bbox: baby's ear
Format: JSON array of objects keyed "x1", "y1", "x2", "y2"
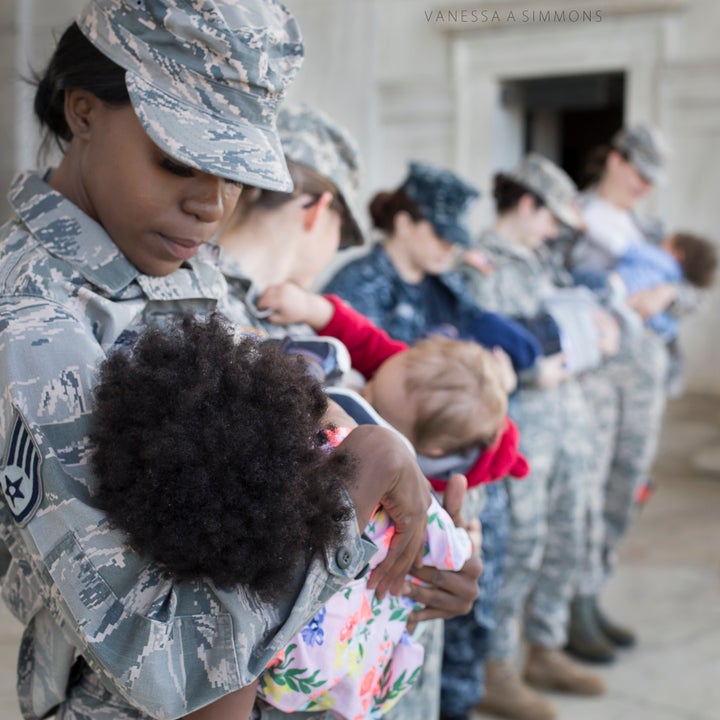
[{"x1": 418, "y1": 445, "x2": 446, "y2": 458}]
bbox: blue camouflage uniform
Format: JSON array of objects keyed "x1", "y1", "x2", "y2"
[{"x1": 0, "y1": 173, "x2": 374, "y2": 720}]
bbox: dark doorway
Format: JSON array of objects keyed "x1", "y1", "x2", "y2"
[{"x1": 503, "y1": 73, "x2": 625, "y2": 189}]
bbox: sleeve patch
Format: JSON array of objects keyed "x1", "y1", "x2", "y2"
[{"x1": 1, "y1": 413, "x2": 43, "y2": 526}]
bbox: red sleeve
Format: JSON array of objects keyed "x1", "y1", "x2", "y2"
[
  {"x1": 428, "y1": 418, "x2": 530, "y2": 493},
  {"x1": 318, "y1": 294, "x2": 409, "y2": 378}
]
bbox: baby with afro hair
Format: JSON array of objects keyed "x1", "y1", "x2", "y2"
[
  {"x1": 90, "y1": 313, "x2": 473, "y2": 720},
  {"x1": 90, "y1": 313, "x2": 355, "y2": 601}
]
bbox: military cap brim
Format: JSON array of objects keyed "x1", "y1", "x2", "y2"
[{"x1": 127, "y1": 73, "x2": 293, "y2": 192}]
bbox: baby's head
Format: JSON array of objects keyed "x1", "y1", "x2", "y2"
[
  {"x1": 663, "y1": 232, "x2": 717, "y2": 288},
  {"x1": 90, "y1": 314, "x2": 353, "y2": 600},
  {"x1": 364, "y1": 337, "x2": 509, "y2": 457}
]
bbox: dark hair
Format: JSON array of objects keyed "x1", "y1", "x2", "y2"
[
  {"x1": 491, "y1": 173, "x2": 545, "y2": 214},
  {"x1": 368, "y1": 188, "x2": 425, "y2": 232},
  {"x1": 579, "y1": 144, "x2": 638, "y2": 189},
  {"x1": 34, "y1": 22, "x2": 129, "y2": 151},
  {"x1": 235, "y1": 159, "x2": 356, "y2": 244},
  {"x1": 671, "y1": 232, "x2": 718, "y2": 288},
  {"x1": 90, "y1": 314, "x2": 354, "y2": 600}
]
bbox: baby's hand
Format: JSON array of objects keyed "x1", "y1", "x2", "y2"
[
  {"x1": 491, "y1": 347, "x2": 517, "y2": 394},
  {"x1": 403, "y1": 474, "x2": 482, "y2": 630},
  {"x1": 256, "y1": 283, "x2": 334, "y2": 329},
  {"x1": 627, "y1": 283, "x2": 677, "y2": 320},
  {"x1": 463, "y1": 248, "x2": 495, "y2": 274}
]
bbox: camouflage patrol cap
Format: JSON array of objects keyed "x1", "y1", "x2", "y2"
[
  {"x1": 507, "y1": 153, "x2": 582, "y2": 230},
  {"x1": 611, "y1": 124, "x2": 668, "y2": 184},
  {"x1": 277, "y1": 103, "x2": 364, "y2": 246},
  {"x1": 76, "y1": 0, "x2": 304, "y2": 192},
  {"x1": 401, "y1": 161, "x2": 480, "y2": 247}
]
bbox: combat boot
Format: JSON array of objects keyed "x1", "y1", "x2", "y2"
[
  {"x1": 594, "y1": 598, "x2": 637, "y2": 647},
  {"x1": 565, "y1": 595, "x2": 616, "y2": 663},
  {"x1": 524, "y1": 644, "x2": 605, "y2": 696},
  {"x1": 475, "y1": 659, "x2": 557, "y2": 720}
]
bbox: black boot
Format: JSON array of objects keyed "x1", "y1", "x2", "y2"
[
  {"x1": 565, "y1": 596, "x2": 616, "y2": 664},
  {"x1": 593, "y1": 598, "x2": 637, "y2": 648}
]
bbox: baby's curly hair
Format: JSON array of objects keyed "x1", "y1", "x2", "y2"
[{"x1": 90, "y1": 314, "x2": 355, "y2": 601}]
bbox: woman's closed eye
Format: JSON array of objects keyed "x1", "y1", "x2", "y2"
[
  {"x1": 160, "y1": 157, "x2": 243, "y2": 190},
  {"x1": 160, "y1": 157, "x2": 195, "y2": 178}
]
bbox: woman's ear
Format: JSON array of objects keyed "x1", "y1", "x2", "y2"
[
  {"x1": 517, "y1": 192, "x2": 537, "y2": 217},
  {"x1": 302, "y1": 191, "x2": 334, "y2": 233},
  {"x1": 63, "y1": 88, "x2": 99, "y2": 141},
  {"x1": 606, "y1": 148, "x2": 626, "y2": 173},
  {"x1": 392, "y1": 210, "x2": 414, "y2": 236}
]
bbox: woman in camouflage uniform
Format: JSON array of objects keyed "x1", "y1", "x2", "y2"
[
  {"x1": 321, "y1": 162, "x2": 534, "y2": 720},
  {"x1": 216, "y1": 106, "x2": 484, "y2": 720},
  {"x1": 562, "y1": 126, "x2": 672, "y2": 663},
  {"x1": 0, "y1": 3, "x2": 435, "y2": 719},
  {"x1": 462, "y1": 154, "x2": 611, "y2": 720}
]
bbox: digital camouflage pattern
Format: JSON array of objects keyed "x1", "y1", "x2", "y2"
[
  {"x1": 532, "y1": 225, "x2": 670, "y2": 594},
  {"x1": 277, "y1": 103, "x2": 364, "y2": 246},
  {"x1": 461, "y1": 232, "x2": 596, "y2": 657},
  {"x1": 220, "y1": 255, "x2": 318, "y2": 341},
  {"x1": 401, "y1": 161, "x2": 480, "y2": 248},
  {"x1": 575, "y1": 323, "x2": 668, "y2": 594},
  {"x1": 464, "y1": 232, "x2": 602, "y2": 375},
  {"x1": 466, "y1": 227, "x2": 668, "y2": 605},
  {"x1": 77, "y1": 0, "x2": 304, "y2": 191},
  {"x1": 505, "y1": 152, "x2": 583, "y2": 230},
  {"x1": 611, "y1": 124, "x2": 668, "y2": 184},
  {"x1": 0, "y1": 172, "x2": 374, "y2": 720}
]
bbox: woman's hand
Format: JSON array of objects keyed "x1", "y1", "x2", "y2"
[
  {"x1": 256, "y1": 282, "x2": 334, "y2": 329},
  {"x1": 339, "y1": 425, "x2": 431, "y2": 599},
  {"x1": 626, "y1": 283, "x2": 676, "y2": 320},
  {"x1": 593, "y1": 308, "x2": 621, "y2": 358},
  {"x1": 183, "y1": 680, "x2": 259, "y2": 720},
  {"x1": 535, "y1": 353, "x2": 570, "y2": 388},
  {"x1": 403, "y1": 474, "x2": 482, "y2": 630}
]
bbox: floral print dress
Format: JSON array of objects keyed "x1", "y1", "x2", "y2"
[{"x1": 258, "y1": 470, "x2": 471, "y2": 719}]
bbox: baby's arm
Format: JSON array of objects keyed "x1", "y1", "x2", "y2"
[
  {"x1": 403, "y1": 474, "x2": 482, "y2": 626},
  {"x1": 257, "y1": 282, "x2": 334, "y2": 328},
  {"x1": 258, "y1": 282, "x2": 408, "y2": 377},
  {"x1": 183, "y1": 680, "x2": 259, "y2": 720},
  {"x1": 626, "y1": 283, "x2": 677, "y2": 320}
]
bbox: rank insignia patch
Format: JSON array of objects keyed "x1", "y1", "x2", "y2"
[{"x1": 2, "y1": 414, "x2": 43, "y2": 525}]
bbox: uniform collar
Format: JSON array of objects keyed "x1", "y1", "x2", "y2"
[
  {"x1": 372, "y1": 243, "x2": 410, "y2": 284},
  {"x1": 480, "y1": 229, "x2": 538, "y2": 262},
  {"x1": 8, "y1": 171, "x2": 222, "y2": 302},
  {"x1": 9, "y1": 171, "x2": 140, "y2": 295}
]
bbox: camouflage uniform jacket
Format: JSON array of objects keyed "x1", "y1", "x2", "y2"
[
  {"x1": 461, "y1": 231, "x2": 604, "y2": 374},
  {"x1": 219, "y1": 253, "x2": 315, "y2": 340},
  {"x1": 0, "y1": 172, "x2": 373, "y2": 720},
  {"x1": 461, "y1": 231, "x2": 556, "y2": 317}
]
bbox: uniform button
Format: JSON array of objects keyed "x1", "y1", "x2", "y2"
[{"x1": 335, "y1": 546, "x2": 353, "y2": 569}]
